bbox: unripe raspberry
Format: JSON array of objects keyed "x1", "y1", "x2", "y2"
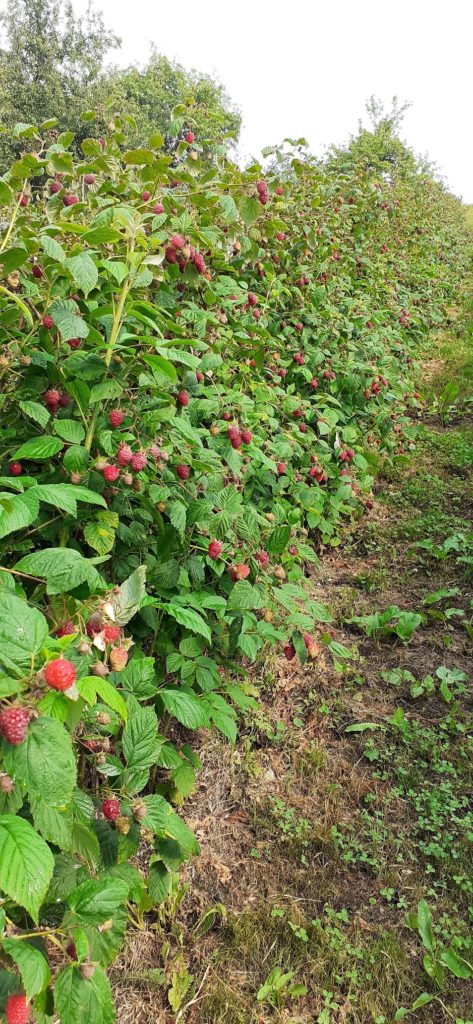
[
  {"x1": 0, "y1": 772, "x2": 15, "y2": 793},
  {"x1": 176, "y1": 464, "x2": 190, "y2": 480},
  {"x1": 42, "y1": 315, "x2": 54, "y2": 329},
  {"x1": 44, "y1": 657, "x2": 76, "y2": 691},
  {"x1": 59, "y1": 390, "x2": 70, "y2": 407},
  {"x1": 208, "y1": 540, "x2": 222, "y2": 560},
  {"x1": 115, "y1": 815, "x2": 130, "y2": 835},
  {"x1": 130, "y1": 451, "x2": 147, "y2": 472},
  {"x1": 84, "y1": 173, "x2": 95, "y2": 185},
  {"x1": 0, "y1": 708, "x2": 30, "y2": 746},
  {"x1": 117, "y1": 443, "x2": 133, "y2": 466},
  {"x1": 91, "y1": 660, "x2": 108, "y2": 677},
  {"x1": 9, "y1": 462, "x2": 22, "y2": 476},
  {"x1": 255, "y1": 550, "x2": 269, "y2": 568},
  {"x1": 80, "y1": 962, "x2": 96, "y2": 980},
  {"x1": 109, "y1": 409, "x2": 125, "y2": 428},
  {"x1": 241, "y1": 429, "x2": 252, "y2": 444},
  {"x1": 177, "y1": 389, "x2": 189, "y2": 407},
  {"x1": 103, "y1": 464, "x2": 119, "y2": 482},
  {"x1": 209, "y1": 424, "x2": 219, "y2": 436},
  {"x1": 103, "y1": 624, "x2": 121, "y2": 643},
  {"x1": 102, "y1": 797, "x2": 120, "y2": 821},
  {"x1": 196, "y1": 370, "x2": 204, "y2": 383},
  {"x1": 153, "y1": 202, "x2": 164, "y2": 214},
  {"x1": 141, "y1": 190, "x2": 151, "y2": 201},
  {"x1": 170, "y1": 233, "x2": 185, "y2": 249},
  {"x1": 276, "y1": 185, "x2": 283, "y2": 195},
  {"x1": 222, "y1": 411, "x2": 231, "y2": 421},
  {"x1": 283, "y1": 643, "x2": 296, "y2": 661},
  {"x1": 133, "y1": 799, "x2": 148, "y2": 821},
  {"x1": 109, "y1": 647, "x2": 128, "y2": 672},
  {"x1": 32, "y1": 263, "x2": 43, "y2": 279},
  {"x1": 229, "y1": 563, "x2": 250, "y2": 582},
  {"x1": 148, "y1": 444, "x2": 161, "y2": 461},
  {"x1": 57, "y1": 620, "x2": 75, "y2": 637},
  {"x1": 67, "y1": 337, "x2": 81, "y2": 349},
  {"x1": 50, "y1": 181, "x2": 61, "y2": 194},
  {"x1": 5, "y1": 994, "x2": 30, "y2": 1024}
]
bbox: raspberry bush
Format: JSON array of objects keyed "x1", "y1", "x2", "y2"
[{"x1": 0, "y1": 109, "x2": 468, "y2": 1021}]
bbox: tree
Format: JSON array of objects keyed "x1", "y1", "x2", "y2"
[
  {"x1": 0, "y1": 0, "x2": 119, "y2": 165},
  {"x1": 328, "y1": 96, "x2": 418, "y2": 177},
  {"x1": 105, "y1": 50, "x2": 241, "y2": 150}
]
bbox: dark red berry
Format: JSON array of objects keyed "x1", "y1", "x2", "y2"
[
  {"x1": 9, "y1": 462, "x2": 22, "y2": 476},
  {"x1": 56, "y1": 621, "x2": 75, "y2": 637},
  {"x1": 102, "y1": 797, "x2": 120, "y2": 821},
  {"x1": 42, "y1": 315, "x2": 54, "y2": 329},
  {"x1": 109, "y1": 409, "x2": 125, "y2": 428},
  {"x1": 177, "y1": 390, "x2": 189, "y2": 407},
  {"x1": 0, "y1": 708, "x2": 30, "y2": 746},
  {"x1": 208, "y1": 540, "x2": 223, "y2": 560},
  {"x1": 176, "y1": 464, "x2": 190, "y2": 480}
]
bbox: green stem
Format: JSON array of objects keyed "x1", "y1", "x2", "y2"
[
  {"x1": 84, "y1": 278, "x2": 131, "y2": 452},
  {"x1": 0, "y1": 180, "x2": 27, "y2": 254}
]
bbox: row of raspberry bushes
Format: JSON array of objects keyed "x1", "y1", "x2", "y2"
[{"x1": 0, "y1": 111, "x2": 469, "y2": 1024}]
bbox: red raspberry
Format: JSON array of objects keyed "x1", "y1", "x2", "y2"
[
  {"x1": 50, "y1": 181, "x2": 61, "y2": 194},
  {"x1": 247, "y1": 292, "x2": 257, "y2": 306},
  {"x1": 44, "y1": 388, "x2": 60, "y2": 406},
  {"x1": 284, "y1": 643, "x2": 296, "y2": 661},
  {"x1": 103, "y1": 625, "x2": 121, "y2": 643},
  {"x1": 32, "y1": 263, "x2": 43, "y2": 279},
  {"x1": 170, "y1": 233, "x2": 185, "y2": 250},
  {"x1": 241, "y1": 429, "x2": 252, "y2": 444},
  {"x1": 256, "y1": 180, "x2": 268, "y2": 194},
  {"x1": 57, "y1": 620, "x2": 75, "y2": 637},
  {"x1": 117, "y1": 443, "x2": 133, "y2": 466},
  {"x1": 165, "y1": 246, "x2": 177, "y2": 263},
  {"x1": 299, "y1": 423, "x2": 307, "y2": 434},
  {"x1": 276, "y1": 185, "x2": 284, "y2": 195},
  {"x1": 255, "y1": 550, "x2": 269, "y2": 568},
  {"x1": 196, "y1": 371, "x2": 204, "y2": 383},
  {"x1": 9, "y1": 462, "x2": 22, "y2": 476},
  {"x1": 177, "y1": 390, "x2": 189, "y2": 407},
  {"x1": 59, "y1": 391, "x2": 70, "y2": 407},
  {"x1": 44, "y1": 658, "x2": 76, "y2": 691},
  {"x1": 295, "y1": 322, "x2": 303, "y2": 332},
  {"x1": 42, "y1": 315, "x2": 54, "y2": 329},
  {"x1": 0, "y1": 708, "x2": 30, "y2": 746},
  {"x1": 222, "y1": 411, "x2": 231, "y2": 421},
  {"x1": 208, "y1": 540, "x2": 223, "y2": 560},
  {"x1": 130, "y1": 451, "x2": 147, "y2": 472},
  {"x1": 86, "y1": 614, "x2": 102, "y2": 638},
  {"x1": 252, "y1": 308, "x2": 261, "y2": 320},
  {"x1": 176, "y1": 464, "x2": 190, "y2": 480},
  {"x1": 276, "y1": 231, "x2": 284, "y2": 241},
  {"x1": 109, "y1": 409, "x2": 125, "y2": 428},
  {"x1": 147, "y1": 445, "x2": 161, "y2": 462},
  {"x1": 142, "y1": 191, "x2": 151, "y2": 201},
  {"x1": 103, "y1": 464, "x2": 119, "y2": 482},
  {"x1": 153, "y1": 202, "x2": 164, "y2": 214},
  {"x1": 5, "y1": 994, "x2": 30, "y2": 1024},
  {"x1": 229, "y1": 563, "x2": 250, "y2": 582},
  {"x1": 277, "y1": 462, "x2": 287, "y2": 475},
  {"x1": 227, "y1": 427, "x2": 242, "y2": 449},
  {"x1": 109, "y1": 647, "x2": 128, "y2": 672},
  {"x1": 192, "y1": 251, "x2": 205, "y2": 273},
  {"x1": 63, "y1": 194, "x2": 78, "y2": 207},
  {"x1": 185, "y1": 131, "x2": 195, "y2": 143},
  {"x1": 258, "y1": 191, "x2": 269, "y2": 205},
  {"x1": 67, "y1": 337, "x2": 81, "y2": 349},
  {"x1": 84, "y1": 173, "x2": 95, "y2": 185},
  {"x1": 102, "y1": 797, "x2": 120, "y2": 821},
  {"x1": 310, "y1": 378, "x2": 318, "y2": 389},
  {"x1": 288, "y1": 545, "x2": 297, "y2": 556},
  {"x1": 18, "y1": 195, "x2": 29, "y2": 208}
]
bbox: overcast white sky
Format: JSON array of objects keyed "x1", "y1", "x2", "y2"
[{"x1": 76, "y1": 0, "x2": 472, "y2": 200}]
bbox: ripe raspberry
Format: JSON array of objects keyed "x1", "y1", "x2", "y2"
[
  {"x1": 185, "y1": 131, "x2": 195, "y2": 144},
  {"x1": 288, "y1": 545, "x2": 297, "y2": 556},
  {"x1": 109, "y1": 647, "x2": 128, "y2": 672},
  {"x1": 84, "y1": 173, "x2": 95, "y2": 185},
  {"x1": 42, "y1": 315, "x2": 54, "y2": 329},
  {"x1": 0, "y1": 708, "x2": 30, "y2": 746},
  {"x1": 255, "y1": 550, "x2": 270, "y2": 568},
  {"x1": 67, "y1": 337, "x2": 81, "y2": 349},
  {"x1": 63, "y1": 194, "x2": 78, "y2": 207},
  {"x1": 176, "y1": 464, "x2": 190, "y2": 480},
  {"x1": 57, "y1": 620, "x2": 75, "y2": 637},
  {"x1": 283, "y1": 643, "x2": 296, "y2": 661},
  {"x1": 44, "y1": 658, "x2": 76, "y2": 691},
  {"x1": 103, "y1": 464, "x2": 119, "y2": 482},
  {"x1": 170, "y1": 233, "x2": 185, "y2": 250},
  {"x1": 9, "y1": 462, "x2": 22, "y2": 476},
  {"x1": 227, "y1": 427, "x2": 242, "y2": 449},
  {"x1": 208, "y1": 540, "x2": 223, "y2": 560},
  {"x1": 19, "y1": 195, "x2": 29, "y2": 208},
  {"x1": 165, "y1": 246, "x2": 177, "y2": 263},
  {"x1": 59, "y1": 391, "x2": 70, "y2": 407},
  {"x1": 142, "y1": 191, "x2": 151, "y2": 201},
  {"x1": 222, "y1": 411, "x2": 231, "y2": 421},
  {"x1": 32, "y1": 263, "x2": 43, "y2": 279},
  {"x1": 109, "y1": 409, "x2": 125, "y2": 428},
  {"x1": 130, "y1": 451, "x2": 147, "y2": 472},
  {"x1": 117, "y1": 443, "x2": 133, "y2": 466},
  {"x1": 252, "y1": 308, "x2": 261, "y2": 320},
  {"x1": 50, "y1": 181, "x2": 61, "y2": 194},
  {"x1": 44, "y1": 388, "x2": 60, "y2": 406},
  {"x1": 192, "y1": 251, "x2": 205, "y2": 273},
  {"x1": 86, "y1": 613, "x2": 102, "y2": 638},
  {"x1": 256, "y1": 180, "x2": 268, "y2": 194},
  {"x1": 299, "y1": 423, "x2": 307, "y2": 433},
  {"x1": 310, "y1": 378, "x2": 318, "y2": 389},
  {"x1": 229, "y1": 563, "x2": 250, "y2": 582},
  {"x1": 247, "y1": 292, "x2": 257, "y2": 306},
  {"x1": 102, "y1": 797, "x2": 120, "y2": 821},
  {"x1": 241, "y1": 429, "x2": 252, "y2": 444},
  {"x1": 276, "y1": 231, "x2": 284, "y2": 241},
  {"x1": 153, "y1": 202, "x2": 164, "y2": 214},
  {"x1": 5, "y1": 994, "x2": 30, "y2": 1024},
  {"x1": 103, "y1": 625, "x2": 121, "y2": 643},
  {"x1": 276, "y1": 185, "x2": 284, "y2": 196},
  {"x1": 177, "y1": 389, "x2": 189, "y2": 407},
  {"x1": 196, "y1": 371, "x2": 204, "y2": 383},
  {"x1": 295, "y1": 322, "x2": 303, "y2": 332}
]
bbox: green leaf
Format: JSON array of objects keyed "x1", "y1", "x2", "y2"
[
  {"x1": 168, "y1": 501, "x2": 186, "y2": 536},
  {"x1": 0, "y1": 248, "x2": 29, "y2": 274},
  {"x1": 123, "y1": 148, "x2": 155, "y2": 164},
  {"x1": 40, "y1": 234, "x2": 66, "y2": 262},
  {"x1": 65, "y1": 253, "x2": 98, "y2": 295},
  {"x1": 30, "y1": 794, "x2": 73, "y2": 849},
  {"x1": 0, "y1": 815, "x2": 54, "y2": 922},
  {"x1": 0, "y1": 592, "x2": 48, "y2": 674},
  {"x1": 3, "y1": 716, "x2": 76, "y2": 804},
  {"x1": 19, "y1": 400, "x2": 50, "y2": 428},
  {"x1": 94, "y1": 678, "x2": 127, "y2": 722},
  {"x1": 440, "y1": 947, "x2": 473, "y2": 979},
  {"x1": 14, "y1": 548, "x2": 103, "y2": 595},
  {"x1": 50, "y1": 300, "x2": 89, "y2": 343},
  {"x1": 68, "y1": 877, "x2": 129, "y2": 925},
  {"x1": 89, "y1": 381, "x2": 123, "y2": 404},
  {"x1": 123, "y1": 705, "x2": 161, "y2": 772},
  {"x1": 148, "y1": 860, "x2": 171, "y2": 905},
  {"x1": 267, "y1": 525, "x2": 291, "y2": 556},
  {"x1": 2, "y1": 939, "x2": 51, "y2": 999},
  {"x1": 54, "y1": 420, "x2": 85, "y2": 444},
  {"x1": 141, "y1": 794, "x2": 199, "y2": 856},
  {"x1": 417, "y1": 900, "x2": 435, "y2": 953},
  {"x1": 160, "y1": 689, "x2": 210, "y2": 729},
  {"x1": 0, "y1": 490, "x2": 39, "y2": 540},
  {"x1": 239, "y1": 196, "x2": 260, "y2": 227},
  {"x1": 14, "y1": 435, "x2": 64, "y2": 460},
  {"x1": 227, "y1": 581, "x2": 265, "y2": 612},
  {"x1": 164, "y1": 604, "x2": 211, "y2": 642},
  {"x1": 54, "y1": 965, "x2": 115, "y2": 1024},
  {"x1": 218, "y1": 194, "x2": 238, "y2": 224},
  {"x1": 84, "y1": 520, "x2": 115, "y2": 555},
  {"x1": 110, "y1": 566, "x2": 146, "y2": 625}
]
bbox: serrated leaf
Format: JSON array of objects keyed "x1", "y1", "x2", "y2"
[
  {"x1": 0, "y1": 490, "x2": 39, "y2": 539},
  {"x1": 218, "y1": 194, "x2": 238, "y2": 224},
  {"x1": 3, "y1": 716, "x2": 76, "y2": 804},
  {"x1": 50, "y1": 300, "x2": 89, "y2": 342},
  {"x1": 2, "y1": 939, "x2": 51, "y2": 999},
  {"x1": 19, "y1": 400, "x2": 50, "y2": 428},
  {"x1": 227, "y1": 581, "x2": 265, "y2": 612},
  {"x1": 0, "y1": 815, "x2": 54, "y2": 922},
  {"x1": 164, "y1": 604, "x2": 211, "y2": 642},
  {"x1": 14, "y1": 435, "x2": 63, "y2": 460},
  {"x1": 68, "y1": 877, "x2": 129, "y2": 925},
  {"x1": 267, "y1": 525, "x2": 291, "y2": 555},
  {"x1": 54, "y1": 965, "x2": 115, "y2": 1024},
  {"x1": 14, "y1": 548, "x2": 103, "y2": 595},
  {"x1": 65, "y1": 253, "x2": 98, "y2": 295},
  {"x1": 160, "y1": 689, "x2": 210, "y2": 729},
  {"x1": 110, "y1": 566, "x2": 146, "y2": 625},
  {"x1": 239, "y1": 196, "x2": 260, "y2": 227},
  {"x1": 168, "y1": 501, "x2": 186, "y2": 536},
  {"x1": 54, "y1": 419, "x2": 85, "y2": 444},
  {"x1": 40, "y1": 234, "x2": 66, "y2": 262},
  {"x1": 0, "y1": 592, "x2": 48, "y2": 674},
  {"x1": 30, "y1": 794, "x2": 73, "y2": 849},
  {"x1": 141, "y1": 794, "x2": 199, "y2": 856},
  {"x1": 89, "y1": 381, "x2": 123, "y2": 404},
  {"x1": 148, "y1": 860, "x2": 171, "y2": 905},
  {"x1": 84, "y1": 520, "x2": 115, "y2": 555},
  {"x1": 94, "y1": 678, "x2": 127, "y2": 721}
]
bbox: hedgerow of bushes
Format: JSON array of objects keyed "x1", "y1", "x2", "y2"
[{"x1": 0, "y1": 110, "x2": 469, "y2": 1023}]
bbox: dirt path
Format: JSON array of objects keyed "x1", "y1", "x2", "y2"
[{"x1": 113, "y1": 288, "x2": 473, "y2": 1023}]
